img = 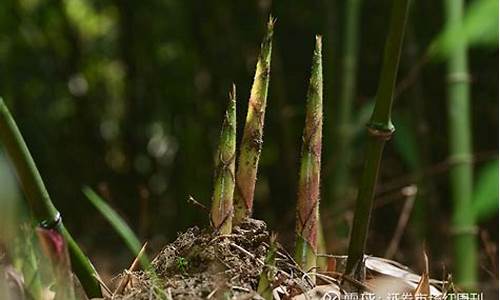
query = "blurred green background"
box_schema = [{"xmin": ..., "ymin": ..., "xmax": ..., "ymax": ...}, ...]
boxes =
[{"xmin": 0, "ymin": 0, "xmax": 498, "ymax": 282}]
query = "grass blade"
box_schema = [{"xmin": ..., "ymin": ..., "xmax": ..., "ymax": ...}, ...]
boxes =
[{"xmin": 83, "ymin": 186, "xmax": 150, "ymax": 270}]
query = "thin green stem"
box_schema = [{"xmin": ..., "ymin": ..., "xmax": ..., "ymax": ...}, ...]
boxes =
[
  {"xmin": 331, "ymin": 0, "xmax": 362, "ymax": 203},
  {"xmin": 444, "ymin": 0, "xmax": 477, "ymax": 289},
  {"xmin": 0, "ymin": 98, "xmax": 102, "ymax": 298},
  {"xmin": 234, "ymin": 17, "xmax": 274, "ymax": 224},
  {"xmin": 295, "ymin": 36, "xmax": 323, "ymax": 282},
  {"xmin": 369, "ymin": 1, "xmax": 411, "ymax": 132},
  {"xmin": 210, "ymin": 85, "xmax": 237, "ymax": 235},
  {"xmin": 345, "ymin": 0, "xmax": 410, "ymax": 279}
]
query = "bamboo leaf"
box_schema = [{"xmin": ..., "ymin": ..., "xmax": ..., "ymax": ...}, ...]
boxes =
[
  {"xmin": 472, "ymin": 160, "xmax": 499, "ymax": 221},
  {"xmin": 430, "ymin": 0, "xmax": 498, "ymax": 58},
  {"xmin": 82, "ymin": 186, "xmax": 159, "ymax": 291},
  {"xmin": 82, "ymin": 186, "xmax": 148, "ymax": 266}
]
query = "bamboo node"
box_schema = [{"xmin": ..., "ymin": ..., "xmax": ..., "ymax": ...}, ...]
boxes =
[
  {"xmin": 39, "ymin": 211, "xmax": 62, "ymax": 229},
  {"xmin": 366, "ymin": 124, "xmax": 394, "ymax": 141},
  {"xmin": 450, "ymin": 225, "xmax": 478, "ymax": 235},
  {"xmin": 447, "ymin": 153, "xmax": 473, "ymax": 165},
  {"xmin": 446, "ymin": 72, "xmax": 471, "ymax": 84}
]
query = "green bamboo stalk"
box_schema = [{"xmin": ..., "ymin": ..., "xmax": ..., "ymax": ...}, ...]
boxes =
[
  {"xmin": 233, "ymin": 17, "xmax": 274, "ymax": 224},
  {"xmin": 344, "ymin": 0, "xmax": 410, "ymax": 279},
  {"xmin": 321, "ymin": 0, "xmax": 363, "ymax": 270},
  {"xmin": 331, "ymin": 0, "xmax": 362, "ymax": 204},
  {"xmin": 444, "ymin": 0, "xmax": 477, "ymax": 289},
  {"xmin": 295, "ymin": 36, "xmax": 323, "ymax": 280},
  {"xmin": 0, "ymin": 98, "xmax": 102, "ymax": 298},
  {"xmin": 210, "ymin": 85, "xmax": 237, "ymax": 235}
]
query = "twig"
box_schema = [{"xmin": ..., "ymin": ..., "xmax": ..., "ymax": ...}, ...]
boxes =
[
  {"xmin": 206, "ymin": 287, "xmax": 219, "ymax": 299},
  {"xmin": 394, "ymin": 53, "xmax": 430, "ymax": 100},
  {"xmin": 209, "ymin": 234, "xmax": 242, "ymax": 244},
  {"xmin": 376, "ymin": 151, "xmax": 498, "ymax": 196},
  {"xmin": 167, "ymin": 287, "xmax": 173, "ymax": 300},
  {"xmin": 229, "ymin": 242, "xmax": 264, "ymax": 265},
  {"xmin": 187, "ymin": 195, "xmax": 208, "ymax": 211},
  {"xmin": 215, "ymin": 256, "xmax": 232, "ymax": 270},
  {"xmin": 324, "ymin": 271, "xmax": 373, "ymax": 292},
  {"xmin": 480, "ymin": 230, "xmax": 498, "ymax": 280},
  {"xmin": 385, "ymin": 186, "xmax": 417, "ymax": 259},
  {"xmin": 231, "ymin": 286, "xmax": 251, "ymax": 292},
  {"xmin": 114, "ymin": 242, "xmax": 148, "ymax": 295},
  {"xmin": 93, "ymin": 274, "xmax": 112, "ymax": 297},
  {"xmin": 307, "ymin": 272, "xmax": 340, "ymax": 285}
]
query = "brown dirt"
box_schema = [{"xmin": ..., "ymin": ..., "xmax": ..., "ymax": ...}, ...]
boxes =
[{"xmin": 115, "ymin": 219, "xmax": 313, "ymax": 300}]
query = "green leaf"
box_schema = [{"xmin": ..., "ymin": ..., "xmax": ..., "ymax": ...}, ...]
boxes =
[
  {"xmin": 430, "ymin": 0, "xmax": 499, "ymax": 58},
  {"xmin": 82, "ymin": 186, "xmax": 141, "ymax": 255},
  {"xmin": 472, "ymin": 160, "xmax": 499, "ymax": 221}
]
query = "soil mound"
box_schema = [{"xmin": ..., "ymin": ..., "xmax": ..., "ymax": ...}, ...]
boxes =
[{"xmin": 116, "ymin": 219, "xmax": 311, "ymax": 299}]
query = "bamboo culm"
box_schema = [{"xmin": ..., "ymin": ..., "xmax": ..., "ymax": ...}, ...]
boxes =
[
  {"xmin": 330, "ymin": 0, "xmax": 362, "ymax": 205},
  {"xmin": 444, "ymin": 0, "xmax": 477, "ymax": 289},
  {"xmin": 344, "ymin": 0, "xmax": 410, "ymax": 280},
  {"xmin": 0, "ymin": 98, "xmax": 102, "ymax": 298}
]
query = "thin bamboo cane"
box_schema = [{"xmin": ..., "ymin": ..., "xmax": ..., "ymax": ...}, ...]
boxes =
[
  {"xmin": 0, "ymin": 98, "xmax": 102, "ymax": 298},
  {"xmin": 331, "ymin": 0, "xmax": 362, "ymax": 204},
  {"xmin": 344, "ymin": 0, "xmax": 410, "ymax": 280},
  {"xmin": 444, "ymin": 0, "xmax": 477, "ymax": 289}
]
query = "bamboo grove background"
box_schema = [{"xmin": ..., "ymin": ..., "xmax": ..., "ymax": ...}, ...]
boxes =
[{"xmin": 0, "ymin": 0, "xmax": 498, "ymax": 288}]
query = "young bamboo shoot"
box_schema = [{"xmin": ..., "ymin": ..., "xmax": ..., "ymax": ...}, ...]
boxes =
[
  {"xmin": 210, "ymin": 86, "xmax": 237, "ymax": 235},
  {"xmin": 295, "ymin": 36, "xmax": 323, "ymax": 280},
  {"xmin": 233, "ymin": 17, "xmax": 274, "ymax": 224}
]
